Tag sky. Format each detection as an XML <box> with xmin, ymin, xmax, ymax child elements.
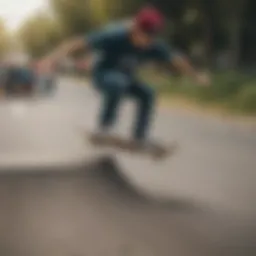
<box><xmin>0</xmin><ymin>0</ymin><xmax>48</xmax><ymax>30</ymax></box>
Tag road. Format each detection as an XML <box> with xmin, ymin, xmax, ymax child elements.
<box><xmin>0</xmin><ymin>77</ymin><xmax>255</xmax><ymax>256</ymax></box>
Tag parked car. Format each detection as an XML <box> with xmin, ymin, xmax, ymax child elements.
<box><xmin>0</xmin><ymin>64</ymin><xmax>56</xmax><ymax>98</ymax></box>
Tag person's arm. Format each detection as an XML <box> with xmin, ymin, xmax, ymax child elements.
<box><xmin>171</xmin><ymin>55</ymin><xmax>210</xmax><ymax>86</ymax></box>
<box><xmin>40</xmin><ymin>28</ymin><xmax>116</xmax><ymax>73</ymax></box>
<box><xmin>155</xmin><ymin>42</ymin><xmax>210</xmax><ymax>86</ymax></box>
<box><xmin>39</xmin><ymin>37</ymin><xmax>88</xmax><ymax>70</ymax></box>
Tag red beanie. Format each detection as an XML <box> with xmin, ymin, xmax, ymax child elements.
<box><xmin>135</xmin><ymin>7</ymin><xmax>165</xmax><ymax>35</ymax></box>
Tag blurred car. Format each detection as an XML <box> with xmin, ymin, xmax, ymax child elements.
<box><xmin>0</xmin><ymin>64</ymin><xmax>56</xmax><ymax>98</ymax></box>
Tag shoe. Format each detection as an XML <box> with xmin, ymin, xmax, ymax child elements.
<box><xmin>133</xmin><ymin>138</ymin><xmax>159</xmax><ymax>149</ymax></box>
<box><xmin>92</xmin><ymin>127</ymin><xmax>113</xmax><ymax>138</ymax></box>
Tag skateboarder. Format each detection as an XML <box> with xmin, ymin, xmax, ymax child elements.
<box><xmin>39</xmin><ymin>6</ymin><xmax>210</xmax><ymax>144</ymax></box>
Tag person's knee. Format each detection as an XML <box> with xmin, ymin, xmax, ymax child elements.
<box><xmin>142</xmin><ymin>86</ymin><xmax>155</xmax><ymax>106</ymax></box>
<box><xmin>103</xmin><ymin>72</ymin><xmax>129</xmax><ymax>95</ymax></box>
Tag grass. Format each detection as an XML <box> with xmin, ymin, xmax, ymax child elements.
<box><xmin>139</xmin><ymin>70</ymin><xmax>256</xmax><ymax>117</ymax></box>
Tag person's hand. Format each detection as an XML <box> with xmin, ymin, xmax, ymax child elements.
<box><xmin>75</xmin><ymin>60</ymin><xmax>91</xmax><ymax>71</ymax></box>
<box><xmin>195</xmin><ymin>72</ymin><xmax>211</xmax><ymax>87</ymax></box>
<box><xmin>36</xmin><ymin>57</ymin><xmax>55</xmax><ymax>74</ymax></box>
<box><xmin>75</xmin><ymin>54</ymin><xmax>94</xmax><ymax>73</ymax></box>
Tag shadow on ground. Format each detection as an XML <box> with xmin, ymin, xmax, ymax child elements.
<box><xmin>0</xmin><ymin>157</ymin><xmax>255</xmax><ymax>256</ymax></box>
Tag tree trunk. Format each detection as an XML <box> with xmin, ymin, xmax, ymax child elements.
<box><xmin>225</xmin><ymin>0</ymin><xmax>248</xmax><ymax>69</ymax></box>
<box><xmin>228</xmin><ymin>19</ymin><xmax>241</xmax><ymax>68</ymax></box>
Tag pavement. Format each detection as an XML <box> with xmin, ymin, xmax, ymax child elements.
<box><xmin>0</xmin><ymin>77</ymin><xmax>255</xmax><ymax>256</ymax></box>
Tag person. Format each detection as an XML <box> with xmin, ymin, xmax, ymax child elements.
<box><xmin>38</xmin><ymin>7</ymin><xmax>210</xmax><ymax>145</ymax></box>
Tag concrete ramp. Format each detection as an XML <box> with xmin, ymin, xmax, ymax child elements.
<box><xmin>0</xmin><ymin>156</ymin><xmax>147</xmax><ymax>202</ymax></box>
<box><xmin>0</xmin><ymin>157</ymin><xmax>255</xmax><ymax>256</ymax></box>
<box><xmin>0</xmin><ymin>157</ymin><xmax>192</xmax><ymax>256</ymax></box>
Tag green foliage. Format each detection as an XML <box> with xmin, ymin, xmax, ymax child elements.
<box><xmin>143</xmin><ymin>70</ymin><xmax>256</xmax><ymax>114</ymax></box>
<box><xmin>50</xmin><ymin>0</ymin><xmax>120</xmax><ymax>36</ymax></box>
<box><xmin>51</xmin><ymin>0</ymin><xmax>93</xmax><ymax>36</ymax></box>
<box><xmin>211</xmin><ymin>72</ymin><xmax>252</xmax><ymax>98</ymax></box>
<box><xmin>18</xmin><ymin>12</ymin><xmax>63</xmax><ymax>58</ymax></box>
<box><xmin>0</xmin><ymin>19</ymin><xmax>11</xmax><ymax>57</ymax></box>
<box><xmin>235</xmin><ymin>83</ymin><xmax>256</xmax><ymax>113</ymax></box>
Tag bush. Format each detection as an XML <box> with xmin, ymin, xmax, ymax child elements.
<box><xmin>210</xmin><ymin>72</ymin><xmax>252</xmax><ymax>100</ymax></box>
<box><xmin>235</xmin><ymin>84</ymin><xmax>256</xmax><ymax>113</ymax></box>
<box><xmin>141</xmin><ymin>69</ymin><xmax>256</xmax><ymax>114</ymax></box>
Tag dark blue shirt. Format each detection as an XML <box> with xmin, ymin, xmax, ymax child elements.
<box><xmin>86</xmin><ymin>25</ymin><xmax>174</xmax><ymax>75</ymax></box>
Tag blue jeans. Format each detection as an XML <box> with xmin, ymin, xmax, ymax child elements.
<box><xmin>93</xmin><ymin>70</ymin><xmax>155</xmax><ymax>140</ymax></box>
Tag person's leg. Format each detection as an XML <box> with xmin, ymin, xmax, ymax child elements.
<box><xmin>93</xmin><ymin>71</ymin><xmax>130</xmax><ymax>131</ymax></box>
<box><xmin>128</xmin><ymin>81</ymin><xmax>156</xmax><ymax>140</ymax></box>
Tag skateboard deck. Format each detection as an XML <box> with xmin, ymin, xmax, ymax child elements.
<box><xmin>87</xmin><ymin>132</ymin><xmax>177</xmax><ymax>160</ymax></box>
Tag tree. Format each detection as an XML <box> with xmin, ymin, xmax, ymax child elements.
<box><xmin>50</xmin><ymin>0</ymin><xmax>93</xmax><ymax>36</ymax></box>
<box><xmin>18</xmin><ymin>12</ymin><xmax>63</xmax><ymax>58</ymax></box>
<box><xmin>50</xmin><ymin>0</ymin><xmax>124</xmax><ymax>36</ymax></box>
<box><xmin>214</xmin><ymin>0</ymin><xmax>249</xmax><ymax>68</ymax></box>
<box><xmin>0</xmin><ymin>18</ymin><xmax>11</xmax><ymax>57</ymax></box>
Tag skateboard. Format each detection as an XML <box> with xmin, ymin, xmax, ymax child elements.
<box><xmin>87</xmin><ymin>132</ymin><xmax>177</xmax><ymax>160</ymax></box>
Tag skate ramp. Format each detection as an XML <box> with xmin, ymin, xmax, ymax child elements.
<box><xmin>0</xmin><ymin>156</ymin><xmax>255</xmax><ymax>256</ymax></box>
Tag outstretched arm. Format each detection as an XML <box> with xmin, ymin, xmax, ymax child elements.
<box><xmin>39</xmin><ymin>37</ymin><xmax>89</xmax><ymax>72</ymax></box>
<box><xmin>39</xmin><ymin>28</ymin><xmax>116</xmax><ymax>73</ymax></box>
<box><xmin>170</xmin><ymin>55</ymin><xmax>210</xmax><ymax>86</ymax></box>
<box><xmin>155</xmin><ymin>42</ymin><xmax>210</xmax><ymax>86</ymax></box>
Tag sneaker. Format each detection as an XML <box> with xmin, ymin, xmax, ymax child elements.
<box><xmin>92</xmin><ymin>126</ymin><xmax>113</xmax><ymax>138</ymax></box>
<box><xmin>133</xmin><ymin>137</ymin><xmax>159</xmax><ymax>149</ymax></box>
